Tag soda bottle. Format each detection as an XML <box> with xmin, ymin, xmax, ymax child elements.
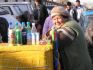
<box><xmin>15</xmin><ymin>22</ymin><xmax>22</xmax><ymax>45</ymax></box>
<box><xmin>22</xmin><ymin>22</ymin><xmax>27</xmax><ymax>45</ymax></box>
<box><xmin>8</xmin><ymin>22</ymin><xmax>15</xmax><ymax>46</ymax></box>
<box><xmin>26</xmin><ymin>22</ymin><xmax>32</xmax><ymax>45</ymax></box>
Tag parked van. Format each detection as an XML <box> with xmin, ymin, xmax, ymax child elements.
<box><xmin>0</xmin><ymin>2</ymin><xmax>34</xmax><ymax>22</ymax></box>
<box><xmin>0</xmin><ymin>7</ymin><xmax>21</xmax><ymax>42</ymax></box>
<box><xmin>0</xmin><ymin>7</ymin><xmax>21</xmax><ymax>28</ymax></box>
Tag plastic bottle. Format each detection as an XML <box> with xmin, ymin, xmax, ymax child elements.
<box><xmin>31</xmin><ymin>23</ymin><xmax>39</xmax><ymax>45</ymax></box>
<box><xmin>22</xmin><ymin>22</ymin><xmax>27</xmax><ymax>45</ymax></box>
<box><xmin>8</xmin><ymin>22</ymin><xmax>15</xmax><ymax>46</ymax></box>
<box><xmin>31</xmin><ymin>23</ymin><xmax>37</xmax><ymax>33</ymax></box>
<box><xmin>15</xmin><ymin>22</ymin><xmax>22</xmax><ymax>45</ymax></box>
<box><xmin>26</xmin><ymin>22</ymin><xmax>32</xmax><ymax>45</ymax></box>
<box><xmin>31</xmin><ymin>23</ymin><xmax>36</xmax><ymax>45</ymax></box>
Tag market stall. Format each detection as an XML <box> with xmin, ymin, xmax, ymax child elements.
<box><xmin>0</xmin><ymin>44</ymin><xmax>53</xmax><ymax>70</ymax></box>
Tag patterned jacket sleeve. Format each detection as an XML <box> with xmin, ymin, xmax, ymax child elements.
<box><xmin>57</xmin><ymin>27</ymin><xmax>77</xmax><ymax>47</ymax></box>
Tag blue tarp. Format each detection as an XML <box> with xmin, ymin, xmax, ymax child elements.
<box><xmin>83</xmin><ymin>10</ymin><xmax>93</xmax><ymax>16</ymax></box>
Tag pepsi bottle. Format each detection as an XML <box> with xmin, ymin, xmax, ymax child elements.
<box><xmin>22</xmin><ymin>22</ymin><xmax>27</xmax><ymax>45</ymax></box>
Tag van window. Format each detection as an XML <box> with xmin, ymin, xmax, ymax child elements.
<box><xmin>13</xmin><ymin>4</ymin><xmax>28</xmax><ymax>14</ymax></box>
<box><xmin>13</xmin><ymin>6</ymin><xmax>22</xmax><ymax>15</ymax></box>
<box><xmin>1</xmin><ymin>6</ymin><xmax>13</xmax><ymax>15</ymax></box>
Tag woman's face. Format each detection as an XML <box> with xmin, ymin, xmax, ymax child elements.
<box><xmin>52</xmin><ymin>15</ymin><xmax>64</xmax><ymax>28</ymax></box>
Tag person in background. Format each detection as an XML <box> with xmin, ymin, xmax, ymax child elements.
<box><xmin>42</xmin><ymin>15</ymin><xmax>54</xmax><ymax>39</ymax></box>
<box><xmin>20</xmin><ymin>11</ymin><xmax>31</xmax><ymax>26</ymax></box>
<box><xmin>74</xmin><ymin>0</ymin><xmax>86</xmax><ymax>22</ymax></box>
<box><xmin>33</xmin><ymin>0</ymin><xmax>48</xmax><ymax>38</ymax></box>
<box><xmin>48</xmin><ymin>6</ymin><xmax>92</xmax><ymax>70</ymax></box>
<box><xmin>66</xmin><ymin>1</ymin><xmax>78</xmax><ymax>22</ymax></box>
<box><xmin>0</xmin><ymin>17</ymin><xmax>8</xmax><ymax>43</ymax></box>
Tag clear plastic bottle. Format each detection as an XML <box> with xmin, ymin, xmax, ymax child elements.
<box><xmin>31</xmin><ymin>23</ymin><xmax>36</xmax><ymax>45</ymax></box>
<box><xmin>31</xmin><ymin>23</ymin><xmax>37</xmax><ymax>33</ymax></box>
<box><xmin>31</xmin><ymin>23</ymin><xmax>39</xmax><ymax>45</ymax></box>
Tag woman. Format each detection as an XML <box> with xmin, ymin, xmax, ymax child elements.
<box><xmin>48</xmin><ymin>6</ymin><xmax>92</xmax><ymax>70</ymax></box>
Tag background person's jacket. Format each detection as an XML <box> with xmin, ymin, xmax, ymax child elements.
<box><xmin>33</xmin><ymin>4</ymin><xmax>48</xmax><ymax>26</ymax></box>
<box><xmin>33</xmin><ymin>4</ymin><xmax>48</xmax><ymax>38</ymax></box>
<box><xmin>66</xmin><ymin>8</ymin><xmax>78</xmax><ymax>22</ymax></box>
<box><xmin>73</xmin><ymin>5</ymin><xmax>86</xmax><ymax>22</ymax></box>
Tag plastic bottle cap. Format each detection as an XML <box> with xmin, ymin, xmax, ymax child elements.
<box><xmin>32</xmin><ymin>23</ymin><xmax>35</xmax><ymax>25</ymax></box>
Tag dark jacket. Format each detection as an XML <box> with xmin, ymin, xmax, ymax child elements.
<box><xmin>33</xmin><ymin>4</ymin><xmax>48</xmax><ymax>36</ymax></box>
<box><xmin>0</xmin><ymin>17</ymin><xmax>8</xmax><ymax>43</ymax></box>
<box><xmin>58</xmin><ymin>20</ymin><xmax>92</xmax><ymax>70</ymax></box>
<box><xmin>33</xmin><ymin>4</ymin><xmax>48</xmax><ymax>26</ymax></box>
<box><xmin>85</xmin><ymin>22</ymin><xmax>93</xmax><ymax>64</ymax></box>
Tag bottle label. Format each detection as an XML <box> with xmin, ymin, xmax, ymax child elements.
<box><xmin>31</xmin><ymin>33</ymin><xmax>35</xmax><ymax>45</ymax></box>
<box><xmin>27</xmin><ymin>31</ymin><xmax>32</xmax><ymax>45</ymax></box>
<box><xmin>8</xmin><ymin>29</ymin><xmax>15</xmax><ymax>46</ymax></box>
<box><xmin>15</xmin><ymin>29</ymin><xmax>22</xmax><ymax>45</ymax></box>
<box><xmin>22</xmin><ymin>29</ymin><xmax>27</xmax><ymax>45</ymax></box>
